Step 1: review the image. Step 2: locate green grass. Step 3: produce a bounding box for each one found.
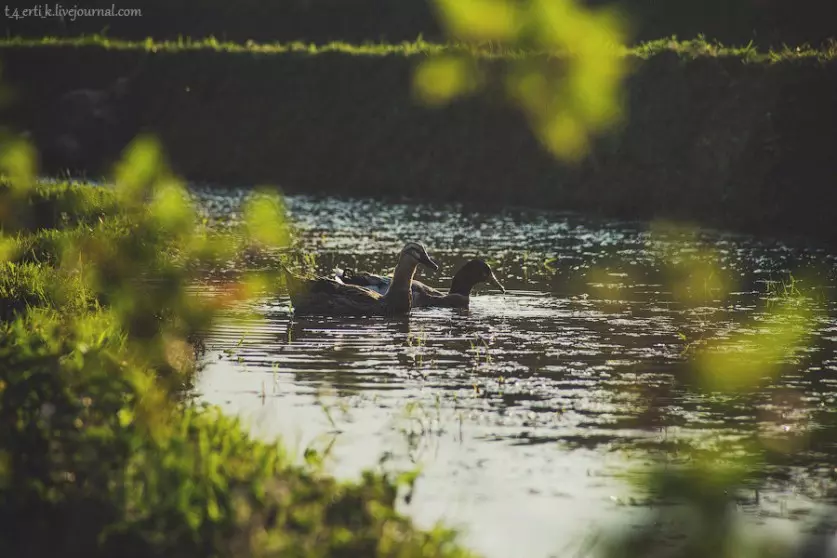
[0,309,474,558]
[0,179,120,231]
[0,145,476,557]
[630,34,837,62]
[0,261,91,320]
[1,33,837,62]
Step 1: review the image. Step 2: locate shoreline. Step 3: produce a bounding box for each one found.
[3,37,837,245]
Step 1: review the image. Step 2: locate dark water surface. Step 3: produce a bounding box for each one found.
[192,187,837,557]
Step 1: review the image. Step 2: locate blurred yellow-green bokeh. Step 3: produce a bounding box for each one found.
[416,0,630,161]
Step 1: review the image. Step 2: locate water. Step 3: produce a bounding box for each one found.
[192,187,837,557]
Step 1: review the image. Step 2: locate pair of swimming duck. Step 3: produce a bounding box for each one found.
[282,242,505,317]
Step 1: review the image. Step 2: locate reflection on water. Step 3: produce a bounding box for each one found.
[193,187,837,558]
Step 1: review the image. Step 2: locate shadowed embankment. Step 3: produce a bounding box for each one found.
[3,39,837,243]
[2,0,836,48]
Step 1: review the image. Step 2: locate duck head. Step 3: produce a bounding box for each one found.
[400,241,439,272]
[384,242,439,313]
[449,259,505,296]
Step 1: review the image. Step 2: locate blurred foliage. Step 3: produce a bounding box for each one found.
[586,220,832,558]
[416,0,630,161]
[414,55,483,106]
[0,130,475,557]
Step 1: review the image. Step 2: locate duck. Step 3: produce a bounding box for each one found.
[335,258,505,309]
[282,242,439,317]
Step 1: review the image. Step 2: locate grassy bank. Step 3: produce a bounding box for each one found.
[1,0,834,48]
[0,149,476,557]
[2,34,834,60]
[4,36,837,244]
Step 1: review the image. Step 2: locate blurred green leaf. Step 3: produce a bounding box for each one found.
[414,55,482,105]
[697,297,814,392]
[118,408,134,428]
[0,236,15,263]
[243,190,290,248]
[114,135,163,200]
[435,0,520,41]
[424,0,630,161]
[0,138,36,193]
[149,177,194,235]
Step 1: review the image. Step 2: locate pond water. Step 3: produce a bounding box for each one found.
[192,187,837,558]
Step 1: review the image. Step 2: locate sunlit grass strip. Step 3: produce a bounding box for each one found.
[1,34,836,62]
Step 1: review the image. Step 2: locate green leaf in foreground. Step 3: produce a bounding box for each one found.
[420,0,629,161]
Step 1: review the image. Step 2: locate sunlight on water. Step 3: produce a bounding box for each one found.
[192,187,837,558]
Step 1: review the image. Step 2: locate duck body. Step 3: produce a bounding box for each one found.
[336,259,504,309]
[284,276,388,316]
[283,242,439,317]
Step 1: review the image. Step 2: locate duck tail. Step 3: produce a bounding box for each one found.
[276,261,309,301]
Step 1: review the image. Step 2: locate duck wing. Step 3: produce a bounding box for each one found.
[337,268,446,301]
[284,269,384,316]
[336,268,391,295]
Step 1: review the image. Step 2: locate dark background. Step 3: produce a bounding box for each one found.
[2,0,836,48]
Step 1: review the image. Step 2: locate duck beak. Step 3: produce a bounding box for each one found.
[421,254,440,271]
[489,272,506,293]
